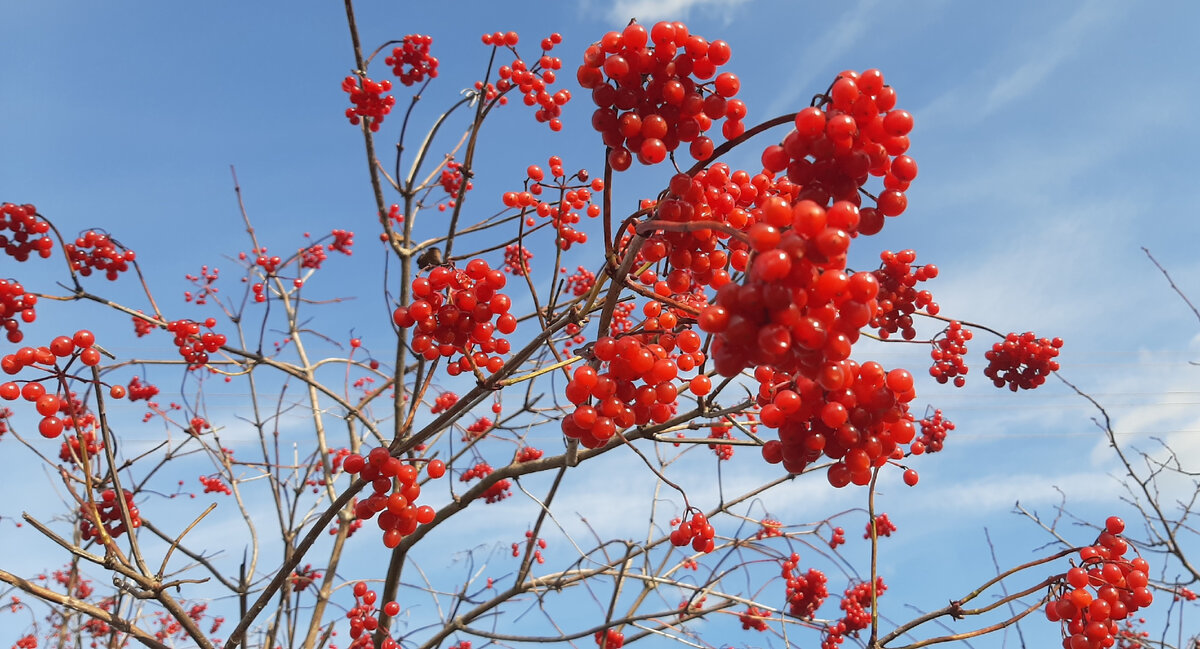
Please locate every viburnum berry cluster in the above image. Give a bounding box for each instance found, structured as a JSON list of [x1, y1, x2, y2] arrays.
[[79, 489, 141, 541], [594, 628, 624, 649], [0, 203, 53, 261], [502, 158, 602, 250], [344, 581, 402, 649], [930, 319, 971, 386], [391, 260, 516, 375], [578, 20, 742, 167], [199, 475, 232, 496], [502, 243, 533, 276], [165, 318, 226, 368], [1045, 517, 1154, 649], [668, 510, 716, 553], [781, 553, 828, 619], [739, 606, 770, 631], [385, 34, 438, 86], [984, 331, 1063, 391], [823, 577, 886, 649], [871, 249, 938, 341], [63, 230, 136, 280], [912, 408, 953, 454], [0, 278, 37, 343], [511, 530, 547, 564], [485, 30, 570, 130], [342, 75, 395, 131], [430, 391, 459, 414], [864, 512, 896, 539], [340, 449, 440, 548], [458, 462, 512, 503], [0, 330, 103, 438]]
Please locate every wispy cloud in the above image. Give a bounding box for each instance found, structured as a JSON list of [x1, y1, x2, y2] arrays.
[[605, 0, 754, 24]]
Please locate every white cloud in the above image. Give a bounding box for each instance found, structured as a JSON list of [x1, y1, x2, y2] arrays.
[[605, 0, 754, 24]]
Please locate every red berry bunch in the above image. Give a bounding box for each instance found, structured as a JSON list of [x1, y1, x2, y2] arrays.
[[391, 260, 516, 375], [459, 462, 511, 504], [199, 475, 232, 496], [437, 161, 472, 211], [511, 530, 547, 564], [165, 318, 226, 368], [64, 230, 136, 280], [829, 526, 846, 549], [0, 407, 11, 438], [0, 278, 37, 343], [930, 320, 971, 386], [486, 31, 569, 130], [578, 20, 742, 167], [59, 429, 103, 465], [768, 69, 914, 215], [754, 518, 783, 540], [502, 160, 601, 250], [755, 361, 917, 487], [984, 332, 1063, 391], [1045, 517, 1154, 649], [14, 634, 36, 648], [781, 554, 828, 619], [870, 249, 938, 341], [594, 628, 624, 649], [515, 446, 543, 463], [560, 336, 684, 449], [430, 391, 459, 415], [668, 510, 715, 553], [132, 312, 155, 337], [0, 331, 102, 439], [911, 408, 953, 455], [300, 243, 327, 269], [340, 448, 439, 548], [342, 75, 395, 132], [502, 243, 533, 276], [127, 376, 159, 402], [385, 34, 438, 86], [345, 582, 401, 649], [329, 229, 354, 255], [183, 265, 220, 304], [462, 416, 492, 441], [0, 203, 53, 261], [564, 264, 597, 295], [739, 606, 770, 631], [708, 424, 734, 460], [823, 577, 886, 648], [289, 564, 322, 592], [864, 512, 896, 539], [79, 489, 141, 541]]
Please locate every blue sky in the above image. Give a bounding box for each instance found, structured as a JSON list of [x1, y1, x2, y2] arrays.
[[3, 1, 1200, 647]]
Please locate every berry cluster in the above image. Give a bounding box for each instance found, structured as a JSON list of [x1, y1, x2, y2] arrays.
[[829, 526, 846, 549], [342, 75, 395, 131], [459, 462, 511, 503], [0, 203, 53, 261], [462, 416, 492, 441], [0, 331, 102, 438], [515, 446, 543, 463], [930, 320, 971, 386], [502, 159, 602, 250], [430, 391, 459, 414], [0, 278, 36, 343], [823, 577, 887, 649], [344, 582, 402, 649], [79, 489, 141, 541], [59, 429, 103, 465], [391, 260, 516, 376], [561, 336, 685, 449], [1045, 517, 1154, 649], [984, 332, 1063, 391], [165, 318, 226, 368], [754, 361, 917, 488], [775, 69, 913, 212], [502, 244, 533, 276], [199, 475, 232, 496], [864, 512, 896, 539], [912, 409, 953, 454], [781, 554, 828, 619], [578, 21, 742, 167], [594, 628, 624, 649], [668, 510, 716, 553], [289, 564, 322, 592], [126, 376, 159, 402], [64, 231, 136, 280], [183, 265, 220, 304], [486, 31, 569, 130], [385, 34, 438, 86], [739, 606, 770, 631], [511, 530, 547, 564], [341, 448, 440, 548], [870, 249, 938, 341], [437, 161, 471, 211]]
